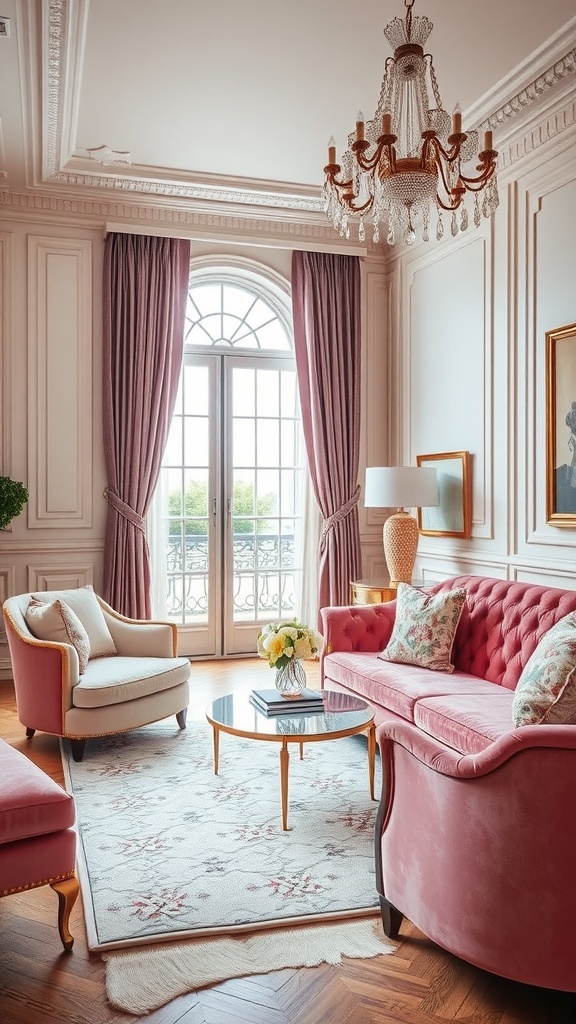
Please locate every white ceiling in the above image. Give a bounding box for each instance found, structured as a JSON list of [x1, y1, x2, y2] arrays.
[[1, 0, 575, 215]]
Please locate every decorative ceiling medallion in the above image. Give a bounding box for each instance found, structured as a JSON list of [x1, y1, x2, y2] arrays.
[[85, 145, 131, 166]]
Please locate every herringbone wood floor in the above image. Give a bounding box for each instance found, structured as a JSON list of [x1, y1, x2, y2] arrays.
[[1, 659, 574, 1024]]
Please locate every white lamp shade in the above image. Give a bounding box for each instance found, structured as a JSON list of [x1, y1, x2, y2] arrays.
[[364, 466, 439, 509]]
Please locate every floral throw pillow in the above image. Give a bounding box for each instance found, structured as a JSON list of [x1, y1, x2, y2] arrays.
[[378, 583, 467, 673], [512, 613, 576, 727], [26, 597, 91, 674]]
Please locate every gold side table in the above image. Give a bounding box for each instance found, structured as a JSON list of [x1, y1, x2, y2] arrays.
[[350, 578, 426, 605]]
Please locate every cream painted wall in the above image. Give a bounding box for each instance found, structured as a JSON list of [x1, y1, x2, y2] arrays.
[[1, 78, 574, 680], [0, 219, 387, 674], [383, 88, 576, 590]]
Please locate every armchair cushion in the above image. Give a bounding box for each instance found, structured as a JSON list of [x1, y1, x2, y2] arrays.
[[25, 598, 90, 673], [512, 612, 576, 727], [378, 583, 467, 673], [72, 655, 191, 709], [32, 585, 116, 658]]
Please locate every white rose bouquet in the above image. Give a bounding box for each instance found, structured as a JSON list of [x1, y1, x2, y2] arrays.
[[257, 618, 324, 669]]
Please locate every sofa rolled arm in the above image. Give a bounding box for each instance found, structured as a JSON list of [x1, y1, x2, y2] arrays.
[[320, 602, 396, 674], [376, 718, 576, 779]]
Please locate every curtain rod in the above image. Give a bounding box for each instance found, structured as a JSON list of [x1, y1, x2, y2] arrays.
[[104, 222, 368, 258]]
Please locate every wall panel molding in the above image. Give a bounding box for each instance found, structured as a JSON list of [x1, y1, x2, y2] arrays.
[[512, 564, 576, 589], [521, 166, 576, 557], [0, 231, 14, 474], [27, 563, 94, 592], [27, 235, 93, 528], [361, 265, 390, 531], [403, 232, 494, 542]]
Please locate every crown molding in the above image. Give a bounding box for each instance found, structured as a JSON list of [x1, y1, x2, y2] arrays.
[[498, 97, 576, 173], [0, 187, 373, 252], [466, 16, 576, 128]]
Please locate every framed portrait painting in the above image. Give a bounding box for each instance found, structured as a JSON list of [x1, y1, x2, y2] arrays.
[[546, 322, 576, 526], [416, 451, 471, 538]]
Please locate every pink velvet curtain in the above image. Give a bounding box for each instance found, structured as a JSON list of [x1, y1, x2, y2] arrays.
[[291, 250, 362, 618], [102, 233, 191, 618]]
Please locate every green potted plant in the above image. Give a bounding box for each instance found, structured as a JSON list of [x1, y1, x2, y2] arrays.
[[0, 475, 29, 531]]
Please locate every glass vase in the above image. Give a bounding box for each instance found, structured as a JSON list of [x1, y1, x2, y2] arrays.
[[275, 658, 306, 698]]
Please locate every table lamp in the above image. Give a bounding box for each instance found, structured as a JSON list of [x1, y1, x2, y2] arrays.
[[364, 466, 439, 586]]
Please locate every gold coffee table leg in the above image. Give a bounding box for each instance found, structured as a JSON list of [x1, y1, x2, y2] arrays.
[[212, 724, 220, 775], [368, 723, 376, 800], [279, 740, 290, 830]]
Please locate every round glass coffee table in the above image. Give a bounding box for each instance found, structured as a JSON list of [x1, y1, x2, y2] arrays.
[[205, 690, 376, 831]]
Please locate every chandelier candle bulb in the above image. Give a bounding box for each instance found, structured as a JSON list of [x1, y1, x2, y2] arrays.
[[451, 105, 462, 135], [382, 112, 393, 135], [328, 137, 336, 165], [483, 130, 493, 151], [356, 112, 365, 141]]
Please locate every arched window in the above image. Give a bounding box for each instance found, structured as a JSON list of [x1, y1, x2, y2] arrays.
[[151, 257, 306, 658]]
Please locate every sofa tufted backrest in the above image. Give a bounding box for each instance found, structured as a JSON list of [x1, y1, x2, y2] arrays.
[[428, 575, 576, 689]]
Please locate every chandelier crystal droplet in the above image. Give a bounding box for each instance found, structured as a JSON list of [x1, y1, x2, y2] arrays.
[[322, 0, 498, 246]]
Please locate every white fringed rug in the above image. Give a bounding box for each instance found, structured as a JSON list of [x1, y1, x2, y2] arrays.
[[62, 714, 393, 1012], [62, 716, 383, 949], [103, 918, 394, 1015]]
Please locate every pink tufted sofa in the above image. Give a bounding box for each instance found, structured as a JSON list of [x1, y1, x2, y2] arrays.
[[320, 575, 576, 992]]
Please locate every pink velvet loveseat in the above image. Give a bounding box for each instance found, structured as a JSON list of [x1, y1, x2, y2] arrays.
[[320, 574, 576, 992]]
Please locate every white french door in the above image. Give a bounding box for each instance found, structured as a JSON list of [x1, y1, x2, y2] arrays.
[[157, 351, 303, 657]]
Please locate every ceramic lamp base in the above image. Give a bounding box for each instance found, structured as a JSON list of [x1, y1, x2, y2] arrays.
[[383, 510, 419, 586]]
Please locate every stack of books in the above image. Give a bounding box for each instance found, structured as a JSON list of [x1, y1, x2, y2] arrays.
[[249, 687, 325, 716]]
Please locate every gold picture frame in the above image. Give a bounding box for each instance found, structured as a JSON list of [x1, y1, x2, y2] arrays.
[[546, 322, 576, 526], [416, 451, 471, 538]]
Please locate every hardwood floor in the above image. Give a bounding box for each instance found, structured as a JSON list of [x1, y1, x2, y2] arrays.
[[1, 658, 574, 1024]]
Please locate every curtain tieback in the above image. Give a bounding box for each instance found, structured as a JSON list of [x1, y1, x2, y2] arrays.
[[104, 487, 146, 534], [321, 485, 361, 545]]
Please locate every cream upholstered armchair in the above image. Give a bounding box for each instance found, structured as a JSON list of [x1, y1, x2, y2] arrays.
[[2, 586, 191, 762]]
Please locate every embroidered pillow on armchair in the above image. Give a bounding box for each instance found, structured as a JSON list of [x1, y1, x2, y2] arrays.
[[378, 583, 467, 673]]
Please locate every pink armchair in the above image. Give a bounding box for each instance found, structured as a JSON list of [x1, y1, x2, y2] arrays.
[[3, 588, 191, 761]]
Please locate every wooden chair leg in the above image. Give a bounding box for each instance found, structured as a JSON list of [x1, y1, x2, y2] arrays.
[[379, 895, 403, 938], [50, 876, 80, 951], [176, 708, 187, 730], [25, 727, 35, 738], [70, 738, 86, 762]]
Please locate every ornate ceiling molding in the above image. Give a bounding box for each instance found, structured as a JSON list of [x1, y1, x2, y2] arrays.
[[0, 186, 352, 245], [47, 169, 326, 212], [483, 48, 576, 132], [36, 1, 573, 218]]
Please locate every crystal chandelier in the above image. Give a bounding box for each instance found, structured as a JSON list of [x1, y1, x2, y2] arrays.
[[323, 0, 499, 246]]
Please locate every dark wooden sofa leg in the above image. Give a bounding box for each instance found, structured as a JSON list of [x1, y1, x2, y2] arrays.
[[51, 875, 80, 951], [70, 738, 86, 762], [25, 727, 35, 738], [379, 895, 403, 938], [176, 708, 187, 730]]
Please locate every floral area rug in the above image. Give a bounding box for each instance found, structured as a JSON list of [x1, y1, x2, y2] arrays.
[[61, 713, 382, 953]]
